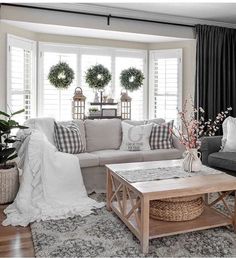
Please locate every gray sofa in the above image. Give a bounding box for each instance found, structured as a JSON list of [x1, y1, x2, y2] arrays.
[[75, 118, 184, 193], [26, 118, 184, 193], [201, 136, 236, 175]]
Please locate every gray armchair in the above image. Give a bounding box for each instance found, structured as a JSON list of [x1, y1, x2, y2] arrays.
[[201, 136, 236, 174]]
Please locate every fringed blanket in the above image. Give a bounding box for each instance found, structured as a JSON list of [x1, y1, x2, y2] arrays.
[[2, 118, 103, 226]]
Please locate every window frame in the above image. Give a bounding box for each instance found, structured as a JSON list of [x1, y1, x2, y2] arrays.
[[149, 48, 183, 122], [38, 42, 148, 120], [7, 34, 37, 117], [37, 43, 80, 118]]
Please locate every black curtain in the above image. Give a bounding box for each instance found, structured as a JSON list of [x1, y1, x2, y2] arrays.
[[195, 24, 236, 120]]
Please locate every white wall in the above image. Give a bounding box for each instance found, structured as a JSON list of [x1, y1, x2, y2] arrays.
[[36, 33, 148, 50]]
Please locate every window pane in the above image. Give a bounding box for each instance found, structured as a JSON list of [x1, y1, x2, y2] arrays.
[[10, 48, 24, 91], [151, 52, 181, 123], [115, 57, 144, 120], [9, 46, 34, 124], [40, 46, 146, 121], [42, 52, 77, 121], [81, 54, 112, 114]]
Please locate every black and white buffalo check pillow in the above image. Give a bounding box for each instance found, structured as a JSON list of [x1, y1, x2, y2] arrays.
[[54, 122, 85, 154], [150, 120, 174, 149]]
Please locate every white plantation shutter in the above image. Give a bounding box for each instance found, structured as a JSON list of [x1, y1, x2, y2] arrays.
[[39, 51, 77, 121], [149, 49, 182, 123], [38, 43, 147, 121], [7, 35, 36, 124], [81, 53, 112, 114], [80, 50, 146, 120], [115, 55, 146, 120]]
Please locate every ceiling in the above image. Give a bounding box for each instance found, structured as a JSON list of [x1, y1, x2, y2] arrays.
[[96, 3, 236, 24]]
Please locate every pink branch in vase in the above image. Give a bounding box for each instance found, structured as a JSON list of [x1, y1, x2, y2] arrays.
[[171, 98, 232, 150]]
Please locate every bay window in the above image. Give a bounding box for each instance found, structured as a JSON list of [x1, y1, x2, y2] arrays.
[[7, 36, 183, 124]]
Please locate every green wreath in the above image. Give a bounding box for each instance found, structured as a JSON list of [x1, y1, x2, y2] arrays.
[[48, 62, 75, 89], [85, 64, 112, 90], [120, 67, 144, 92]]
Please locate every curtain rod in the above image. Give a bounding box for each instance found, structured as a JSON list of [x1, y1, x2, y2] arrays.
[[1, 3, 194, 28]]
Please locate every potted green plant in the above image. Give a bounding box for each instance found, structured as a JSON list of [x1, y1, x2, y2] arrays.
[[89, 107, 101, 117], [0, 109, 28, 204]]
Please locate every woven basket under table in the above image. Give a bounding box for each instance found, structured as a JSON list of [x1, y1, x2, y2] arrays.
[[150, 195, 204, 222]]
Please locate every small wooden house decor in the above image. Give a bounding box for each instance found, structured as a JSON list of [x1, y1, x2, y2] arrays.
[[72, 87, 86, 120], [120, 92, 132, 120]]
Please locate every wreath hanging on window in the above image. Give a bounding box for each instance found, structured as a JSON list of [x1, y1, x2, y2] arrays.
[[85, 64, 112, 90], [120, 67, 145, 92], [48, 62, 75, 89]]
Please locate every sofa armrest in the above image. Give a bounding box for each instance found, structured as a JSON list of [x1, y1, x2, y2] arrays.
[[200, 136, 222, 166], [172, 135, 185, 156]]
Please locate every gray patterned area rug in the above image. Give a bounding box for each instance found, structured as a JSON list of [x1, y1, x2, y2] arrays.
[[31, 194, 236, 257]]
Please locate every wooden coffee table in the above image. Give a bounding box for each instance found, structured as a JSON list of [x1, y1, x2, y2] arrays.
[[106, 160, 236, 254]]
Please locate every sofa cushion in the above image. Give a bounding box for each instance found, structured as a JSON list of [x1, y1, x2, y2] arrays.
[[91, 149, 143, 166], [59, 120, 86, 151], [208, 152, 236, 171], [123, 120, 144, 126], [72, 120, 86, 150], [75, 153, 99, 168], [123, 118, 165, 126], [150, 120, 174, 150], [146, 118, 166, 125], [54, 122, 85, 154], [120, 122, 153, 151], [141, 148, 182, 161], [222, 117, 236, 152], [85, 119, 121, 152]]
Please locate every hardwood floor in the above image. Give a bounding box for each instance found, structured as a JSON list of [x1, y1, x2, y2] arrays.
[[0, 205, 34, 257]]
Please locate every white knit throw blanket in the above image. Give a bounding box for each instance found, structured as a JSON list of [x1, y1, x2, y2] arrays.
[[2, 125, 104, 227]]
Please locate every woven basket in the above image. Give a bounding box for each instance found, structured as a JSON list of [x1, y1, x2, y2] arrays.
[[150, 195, 204, 222], [0, 164, 19, 204]]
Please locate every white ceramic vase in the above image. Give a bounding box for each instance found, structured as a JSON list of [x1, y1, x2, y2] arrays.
[[182, 148, 202, 172], [94, 92, 99, 103]]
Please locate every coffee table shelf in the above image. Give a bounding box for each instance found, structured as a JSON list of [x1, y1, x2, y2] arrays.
[[149, 206, 232, 238], [112, 200, 232, 239]]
